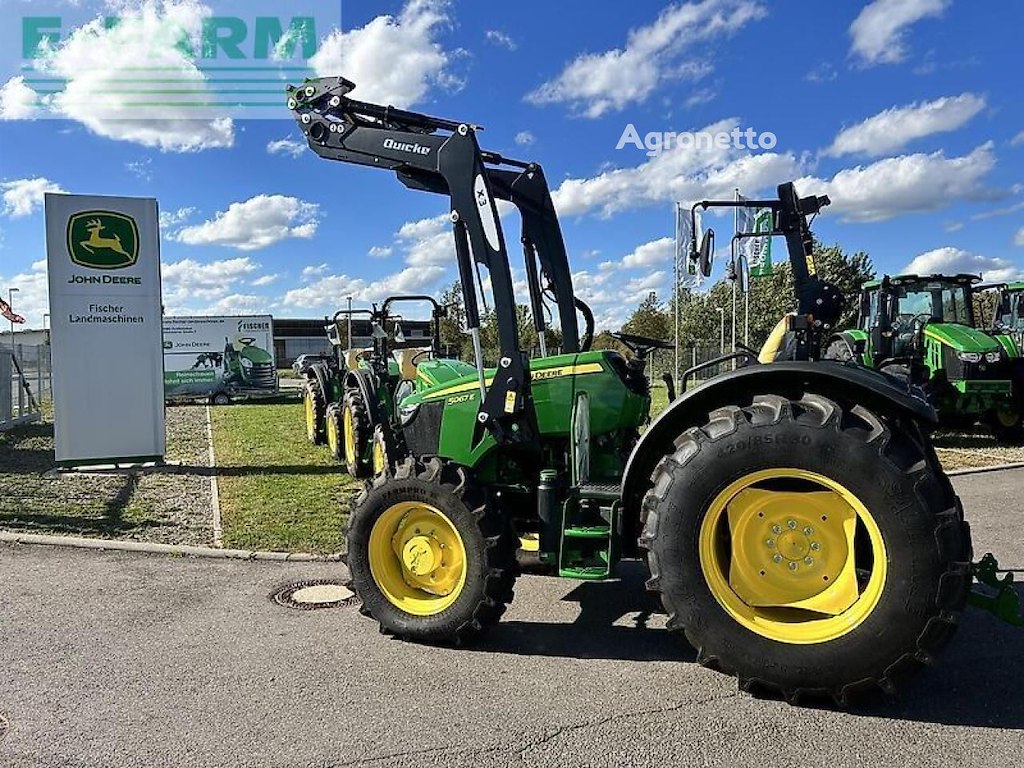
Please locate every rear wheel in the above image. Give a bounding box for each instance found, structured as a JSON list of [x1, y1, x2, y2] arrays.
[[986, 403, 1024, 445], [303, 378, 326, 444], [346, 458, 517, 643], [640, 393, 970, 703], [325, 403, 344, 462], [342, 389, 371, 478], [211, 392, 231, 406]]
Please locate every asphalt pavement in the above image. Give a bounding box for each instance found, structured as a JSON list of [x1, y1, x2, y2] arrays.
[[2, 469, 1023, 768]]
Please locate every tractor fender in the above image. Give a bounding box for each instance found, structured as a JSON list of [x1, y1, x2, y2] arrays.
[[310, 363, 332, 404], [621, 361, 937, 538], [344, 367, 387, 428], [826, 330, 859, 358]]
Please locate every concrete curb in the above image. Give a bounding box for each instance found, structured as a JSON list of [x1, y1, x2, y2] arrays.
[[0, 531, 343, 562], [947, 461, 1024, 477]]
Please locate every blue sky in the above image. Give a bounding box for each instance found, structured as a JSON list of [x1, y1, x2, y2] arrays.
[[0, 0, 1022, 331]]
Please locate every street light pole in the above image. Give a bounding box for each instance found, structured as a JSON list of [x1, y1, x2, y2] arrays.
[[717, 307, 725, 354], [347, 296, 353, 348], [8, 288, 19, 353]]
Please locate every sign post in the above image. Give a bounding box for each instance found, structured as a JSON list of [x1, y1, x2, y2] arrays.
[[45, 194, 165, 467]]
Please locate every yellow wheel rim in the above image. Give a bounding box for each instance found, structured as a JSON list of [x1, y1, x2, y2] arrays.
[[343, 406, 357, 465], [368, 501, 467, 616], [304, 391, 317, 441], [698, 468, 887, 645], [326, 411, 339, 456], [997, 408, 1020, 428], [372, 438, 387, 475]]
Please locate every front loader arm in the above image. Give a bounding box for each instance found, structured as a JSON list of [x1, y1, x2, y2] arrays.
[[287, 77, 536, 447]]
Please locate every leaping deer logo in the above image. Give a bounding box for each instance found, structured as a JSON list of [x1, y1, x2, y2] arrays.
[[80, 218, 131, 258]]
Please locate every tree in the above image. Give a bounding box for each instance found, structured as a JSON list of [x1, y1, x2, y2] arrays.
[[622, 292, 672, 341], [668, 240, 874, 351]]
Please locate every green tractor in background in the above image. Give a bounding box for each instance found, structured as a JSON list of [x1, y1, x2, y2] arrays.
[[302, 298, 475, 477], [286, 76, 1024, 703], [826, 274, 1021, 443], [977, 281, 1024, 442]]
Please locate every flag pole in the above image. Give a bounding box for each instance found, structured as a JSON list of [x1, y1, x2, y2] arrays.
[[732, 189, 738, 355], [673, 202, 680, 383]]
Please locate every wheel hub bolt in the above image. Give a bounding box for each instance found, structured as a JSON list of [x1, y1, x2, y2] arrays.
[[810, 542, 821, 551], [787, 520, 797, 529], [772, 524, 782, 535], [765, 539, 775, 548], [803, 526, 814, 536], [773, 554, 783, 564], [788, 561, 799, 571], [804, 557, 814, 566]]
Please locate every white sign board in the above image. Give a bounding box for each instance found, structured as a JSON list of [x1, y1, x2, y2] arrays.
[[163, 316, 278, 400], [45, 194, 165, 466]]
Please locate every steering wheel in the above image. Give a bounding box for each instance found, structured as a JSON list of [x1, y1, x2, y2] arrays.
[[611, 332, 673, 358]]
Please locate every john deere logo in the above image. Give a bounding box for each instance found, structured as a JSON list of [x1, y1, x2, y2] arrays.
[[67, 211, 140, 270]]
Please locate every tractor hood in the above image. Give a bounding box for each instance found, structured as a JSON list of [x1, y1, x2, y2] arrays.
[[415, 359, 477, 388], [923, 323, 1000, 353], [239, 345, 273, 364]]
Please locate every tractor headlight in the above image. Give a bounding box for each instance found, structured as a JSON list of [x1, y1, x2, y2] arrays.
[[985, 351, 1001, 364], [399, 403, 420, 427], [957, 351, 982, 363], [240, 357, 254, 370]]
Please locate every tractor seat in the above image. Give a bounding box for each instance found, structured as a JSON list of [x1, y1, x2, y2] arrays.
[[344, 348, 372, 370], [396, 348, 430, 381]]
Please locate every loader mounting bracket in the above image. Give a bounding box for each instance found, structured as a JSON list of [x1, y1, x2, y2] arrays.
[[969, 553, 1024, 626]]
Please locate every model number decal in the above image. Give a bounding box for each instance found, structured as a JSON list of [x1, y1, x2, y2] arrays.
[[717, 433, 811, 457]]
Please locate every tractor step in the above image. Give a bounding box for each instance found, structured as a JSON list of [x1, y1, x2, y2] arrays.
[[577, 483, 622, 500], [557, 488, 619, 580], [563, 525, 611, 539]]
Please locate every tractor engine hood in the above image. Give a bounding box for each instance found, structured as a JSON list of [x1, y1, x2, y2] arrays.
[[923, 323, 1001, 353], [240, 346, 273, 363]]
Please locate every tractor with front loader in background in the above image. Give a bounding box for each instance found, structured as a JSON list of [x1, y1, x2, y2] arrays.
[[825, 274, 1022, 443], [288, 76, 1020, 703]]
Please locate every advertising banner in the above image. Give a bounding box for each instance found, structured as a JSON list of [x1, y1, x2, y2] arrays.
[[163, 316, 277, 400], [44, 194, 165, 466]]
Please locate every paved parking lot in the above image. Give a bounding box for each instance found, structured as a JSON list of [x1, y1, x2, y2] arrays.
[[1, 469, 1022, 768]]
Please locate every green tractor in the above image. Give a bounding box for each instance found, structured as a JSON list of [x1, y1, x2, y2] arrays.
[[825, 274, 1020, 442], [218, 336, 278, 403], [287, 77, 1019, 702], [977, 281, 1024, 442], [302, 299, 475, 476]]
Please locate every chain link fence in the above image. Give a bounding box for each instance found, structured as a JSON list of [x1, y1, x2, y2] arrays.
[[1, 344, 51, 430]]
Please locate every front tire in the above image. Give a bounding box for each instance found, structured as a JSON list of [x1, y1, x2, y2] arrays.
[[346, 458, 517, 644], [303, 377, 326, 444], [342, 388, 372, 478], [325, 403, 345, 463], [640, 393, 970, 703], [986, 404, 1024, 446]]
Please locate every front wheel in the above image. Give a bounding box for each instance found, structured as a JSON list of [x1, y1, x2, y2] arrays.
[[346, 458, 517, 643], [986, 404, 1024, 446], [640, 393, 970, 703], [342, 389, 371, 478]]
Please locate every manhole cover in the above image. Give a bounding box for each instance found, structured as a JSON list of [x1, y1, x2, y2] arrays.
[[271, 579, 357, 610]]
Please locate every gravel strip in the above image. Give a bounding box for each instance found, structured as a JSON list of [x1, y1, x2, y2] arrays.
[[933, 431, 1024, 471], [0, 406, 214, 546]]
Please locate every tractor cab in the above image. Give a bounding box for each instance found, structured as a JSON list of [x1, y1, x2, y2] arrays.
[[990, 282, 1024, 338]]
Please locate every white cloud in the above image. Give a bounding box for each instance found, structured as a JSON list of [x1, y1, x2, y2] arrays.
[[310, 0, 459, 108], [1016, 228, 1024, 247], [0, 260, 48, 327], [849, 0, 949, 66], [2, 1, 235, 152], [485, 30, 517, 50], [174, 195, 320, 251], [1011, 131, 1024, 147], [368, 245, 393, 259], [397, 213, 452, 266], [302, 264, 328, 279], [1, 177, 67, 217], [970, 201, 1024, 221], [826, 93, 986, 157], [551, 118, 801, 218], [267, 138, 306, 158], [622, 237, 675, 269], [0, 77, 38, 119], [902, 247, 1024, 282], [162, 257, 259, 304], [527, 0, 765, 117], [798, 143, 997, 222], [125, 158, 153, 181], [158, 206, 196, 231], [282, 265, 447, 310], [805, 62, 837, 83], [252, 274, 280, 287], [684, 88, 716, 109], [514, 131, 535, 146]]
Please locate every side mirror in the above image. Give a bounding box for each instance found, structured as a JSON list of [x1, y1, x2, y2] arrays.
[[371, 322, 388, 340], [395, 324, 406, 343], [698, 230, 714, 277]]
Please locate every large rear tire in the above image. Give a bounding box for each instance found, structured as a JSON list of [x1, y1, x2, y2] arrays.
[[346, 458, 517, 643], [640, 393, 970, 704], [303, 377, 326, 445], [342, 388, 372, 478]]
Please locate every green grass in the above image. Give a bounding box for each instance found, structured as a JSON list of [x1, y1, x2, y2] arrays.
[[210, 401, 357, 553], [650, 384, 669, 419]]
